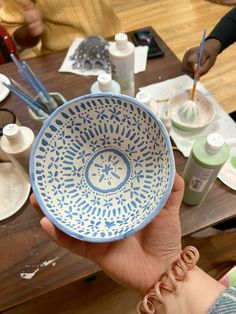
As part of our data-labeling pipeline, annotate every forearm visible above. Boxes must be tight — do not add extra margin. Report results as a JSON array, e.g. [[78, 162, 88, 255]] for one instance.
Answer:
[[137, 247, 226, 314], [204, 38, 222, 56], [155, 266, 225, 314], [207, 7, 236, 52]]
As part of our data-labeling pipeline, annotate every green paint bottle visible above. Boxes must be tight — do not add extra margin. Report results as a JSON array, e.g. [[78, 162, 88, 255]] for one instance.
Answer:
[[183, 133, 230, 205]]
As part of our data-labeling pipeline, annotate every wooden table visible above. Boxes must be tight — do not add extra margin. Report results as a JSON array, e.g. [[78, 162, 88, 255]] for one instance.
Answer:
[[0, 29, 235, 311]]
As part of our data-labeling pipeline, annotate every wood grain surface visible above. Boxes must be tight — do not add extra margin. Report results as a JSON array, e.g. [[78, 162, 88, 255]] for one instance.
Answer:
[[114, 0, 236, 113], [0, 4, 236, 310]]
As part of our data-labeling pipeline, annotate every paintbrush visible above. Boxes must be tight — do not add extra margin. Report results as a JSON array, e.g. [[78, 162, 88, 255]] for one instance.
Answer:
[[190, 29, 207, 101]]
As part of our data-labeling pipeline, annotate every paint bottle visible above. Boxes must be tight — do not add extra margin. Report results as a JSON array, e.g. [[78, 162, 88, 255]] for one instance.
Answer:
[[161, 109, 172, 134], [182, 133, 230, 205], [0, 123, 35, 176], [136, 91, 171, 133], [90, 73, 121, 94], [135, 91, 159, 114], [109, 33, 135, 96]]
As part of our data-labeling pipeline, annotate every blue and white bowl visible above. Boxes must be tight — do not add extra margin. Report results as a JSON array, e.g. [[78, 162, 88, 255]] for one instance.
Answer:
[[30, 94, 175, 242]]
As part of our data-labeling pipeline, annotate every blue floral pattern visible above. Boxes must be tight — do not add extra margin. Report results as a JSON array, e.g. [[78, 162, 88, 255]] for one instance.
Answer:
[[30, 94, 174, 242]]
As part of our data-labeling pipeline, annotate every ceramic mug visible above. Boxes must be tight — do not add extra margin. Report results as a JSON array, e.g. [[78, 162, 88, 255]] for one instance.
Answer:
[[0, 108, 18, 161]]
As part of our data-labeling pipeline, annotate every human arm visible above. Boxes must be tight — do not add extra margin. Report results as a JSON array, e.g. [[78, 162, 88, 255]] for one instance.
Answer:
[[182, 38, 221, 80], [182, 7, 236, 80], [30, 173, 226, 313], [148, 265, 225, 314], [12, 0, 43, 50]]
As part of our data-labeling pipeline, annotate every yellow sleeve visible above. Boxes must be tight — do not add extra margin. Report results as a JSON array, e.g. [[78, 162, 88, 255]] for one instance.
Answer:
[[0, 0, 26, 35]]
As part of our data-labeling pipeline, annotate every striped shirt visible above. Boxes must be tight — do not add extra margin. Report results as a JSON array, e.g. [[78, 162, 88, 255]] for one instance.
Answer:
[[208, 285, 236, 313]]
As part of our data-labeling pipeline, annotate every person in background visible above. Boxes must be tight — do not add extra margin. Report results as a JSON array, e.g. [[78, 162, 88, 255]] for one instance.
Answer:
[[30, 173, 236, 313], [182, 7, 236, 80], [0, 0, 121, 56]]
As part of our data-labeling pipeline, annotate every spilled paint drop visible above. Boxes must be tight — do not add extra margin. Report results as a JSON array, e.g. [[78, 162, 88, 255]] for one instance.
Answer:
[[20, 268, 39, 280]]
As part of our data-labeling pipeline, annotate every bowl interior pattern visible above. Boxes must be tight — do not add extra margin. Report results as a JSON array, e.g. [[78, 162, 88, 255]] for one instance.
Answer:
[[30, 94, 174, 242]]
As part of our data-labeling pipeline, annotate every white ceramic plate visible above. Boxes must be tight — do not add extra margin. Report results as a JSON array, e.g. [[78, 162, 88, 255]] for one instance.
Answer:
[[0, 74, 11, 103], [0, 162, 31, 220], [218, 138, 236, 191]]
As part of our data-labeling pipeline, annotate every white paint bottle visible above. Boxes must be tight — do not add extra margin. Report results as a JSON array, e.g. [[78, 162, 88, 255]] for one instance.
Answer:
[[136, 91, 171, 133], [91, 73, 121, 94], [109, 33, 135, 96], [0, 124, 35, 176], [136, 91, 159, 114]]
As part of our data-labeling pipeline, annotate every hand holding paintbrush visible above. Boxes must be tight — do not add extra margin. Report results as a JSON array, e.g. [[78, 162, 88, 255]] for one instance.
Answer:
[[190, 30, 207, 101]]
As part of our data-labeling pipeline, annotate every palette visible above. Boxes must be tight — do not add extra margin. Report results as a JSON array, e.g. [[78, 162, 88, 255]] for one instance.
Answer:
[[218, 138, 236, 191], [0, 74, 11, 103], [169, 89, 215, 131], [0, 162, 30, 220]]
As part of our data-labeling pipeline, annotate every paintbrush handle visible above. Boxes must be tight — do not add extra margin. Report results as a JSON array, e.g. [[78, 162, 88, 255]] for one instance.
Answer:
[[2, 83, 49, 117], [190, 30, 207, 101], [197, 29, 207, 69], [190, 80, 197, 101], [22, 61, 58, 112]]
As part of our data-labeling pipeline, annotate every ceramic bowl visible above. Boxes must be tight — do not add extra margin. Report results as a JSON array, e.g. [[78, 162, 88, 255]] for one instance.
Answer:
[[30, 94, 175, 242], [169, 89, 215, 131]]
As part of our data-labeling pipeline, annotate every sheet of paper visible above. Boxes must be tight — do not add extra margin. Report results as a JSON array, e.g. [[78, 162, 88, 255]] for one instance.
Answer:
[[59, 37, 148, 76], [134, 46, 148, 74], [139, 75, 236, 157], [59, 37, 106, 76]]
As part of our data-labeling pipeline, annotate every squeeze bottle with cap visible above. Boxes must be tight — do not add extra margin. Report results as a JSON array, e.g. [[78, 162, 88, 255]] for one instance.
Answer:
[[0, 124, 35, 175], [136, 91, 171, 133], [90, 73, 121, 94], [136, 91, 152, 108], [109, 33, 135, 96], [182, 133, 229, 205]]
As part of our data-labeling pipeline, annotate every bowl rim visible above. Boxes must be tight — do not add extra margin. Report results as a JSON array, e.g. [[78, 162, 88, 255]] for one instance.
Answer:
[[30, 93, 175, 242]]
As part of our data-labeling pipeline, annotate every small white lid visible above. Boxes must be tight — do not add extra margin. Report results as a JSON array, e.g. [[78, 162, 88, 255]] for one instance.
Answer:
[[115, 33, 128, 50], [205, 133, 224, 154], [136, 91, 151, 106], [97, 73, 112, 92], [3, 123, 21, 141]]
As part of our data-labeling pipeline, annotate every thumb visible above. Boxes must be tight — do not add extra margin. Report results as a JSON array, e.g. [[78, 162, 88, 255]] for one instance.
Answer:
[[163, 173, 184, 213], [197, 59, 213, 77]]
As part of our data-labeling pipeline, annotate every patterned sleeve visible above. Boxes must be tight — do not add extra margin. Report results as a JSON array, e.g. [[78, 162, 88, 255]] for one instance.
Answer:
[[208, 285, 236, 314]]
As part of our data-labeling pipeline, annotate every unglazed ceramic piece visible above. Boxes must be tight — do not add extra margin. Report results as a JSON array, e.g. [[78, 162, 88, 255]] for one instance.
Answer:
[[30, 94, 175, 242], [0, 162, 30, 220], [218, 138, 236, 191], [70, 36, 110, 73], [169, 89, 215, 131]]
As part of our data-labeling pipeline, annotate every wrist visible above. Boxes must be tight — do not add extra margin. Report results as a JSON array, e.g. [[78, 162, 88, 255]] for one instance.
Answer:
[[136, 246, 226, 314], [13, 26, 41, 50], [182, 266, 226, 314], [205, 38, 222, 55], [153, 266, 226, 314]]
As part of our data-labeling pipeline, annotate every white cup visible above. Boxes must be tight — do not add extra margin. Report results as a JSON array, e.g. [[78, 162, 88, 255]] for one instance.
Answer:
[[0, 108, 20, 161], [28, 92, 66, 133]]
